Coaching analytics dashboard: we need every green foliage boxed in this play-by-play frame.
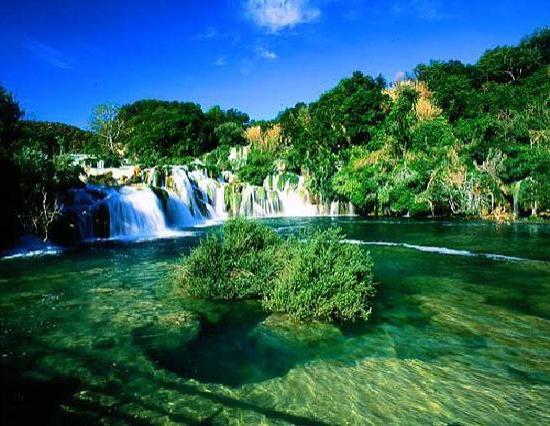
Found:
[89,104,126,157]
[214,122,246,147]
[175,219,284,300]
[332,28,550,218]
[414,60,479,122]
[477,45,542,84]
[411,117,455,152]
[0,87,23,247]
[12,148,83,240]
[19,121,94,155]
[174,219,376,322]
[0,86,23,154]
[521,27,550,62]
[0,85,86,244]
[266,228,375,321]
[119,100,210,164]
[237,148,276,186]
[224,108,250,127]
[310,71,388,149]
[276,72,389,200]
[107,101,251,165]
[202,145,231,177]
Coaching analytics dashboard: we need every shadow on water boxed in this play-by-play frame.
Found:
[1,332,329,425]
[1,364,81,425]
[135,302,334,388]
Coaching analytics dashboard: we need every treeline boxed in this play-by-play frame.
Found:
[261,28,549,219]
[88,101,249,164]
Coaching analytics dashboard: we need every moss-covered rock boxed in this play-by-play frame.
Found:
[86,172,118,187]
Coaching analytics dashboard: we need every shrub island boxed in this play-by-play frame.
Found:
[173,219,376,322]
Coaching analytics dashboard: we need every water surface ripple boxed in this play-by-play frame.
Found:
[1,218,549,424]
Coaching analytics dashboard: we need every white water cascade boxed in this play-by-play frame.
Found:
[271,175,319,217]
[188,169,227,219]
[65,164,354,241]
[106,186,168,238]
[237,173,324,218]
[239,185,282,217]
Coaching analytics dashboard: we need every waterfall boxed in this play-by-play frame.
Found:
[64,164,354,241]
[233,173,354,218]
[239,185,282,217]
[238,173,319,218]
[164,192,197,228]
[66,186,109,240]
[105,186,168,238]
[276,177,319,217]
[171,166,203,218]
[188,169,227,220]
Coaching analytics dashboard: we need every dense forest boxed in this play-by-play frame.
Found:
[0,28,548,247]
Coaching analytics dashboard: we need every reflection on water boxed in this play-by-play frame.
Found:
[1,218,550,424]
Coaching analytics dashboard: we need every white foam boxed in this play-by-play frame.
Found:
[343,240,536,263]
[1,247,62,260]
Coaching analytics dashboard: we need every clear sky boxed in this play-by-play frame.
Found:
[1,1,549,128]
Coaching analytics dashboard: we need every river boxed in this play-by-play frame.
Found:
[1,217,549,424]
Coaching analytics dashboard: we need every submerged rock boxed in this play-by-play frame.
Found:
[133,310,201,353]
[253,313,345,348]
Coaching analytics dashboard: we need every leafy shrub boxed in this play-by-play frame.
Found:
[237,149,276,186]
[214,122,246,147]
[175,218,285,300]
[173,219,376,322]
[266,228,375,321]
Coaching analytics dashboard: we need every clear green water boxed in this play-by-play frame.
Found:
[1,218,550,425]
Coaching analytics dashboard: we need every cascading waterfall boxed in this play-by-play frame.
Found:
[188,169,227,219]
[67,185,170,240]
[238,173,323,218]
[64,164,354,241]
[106,186,168,238]
[66,186,109,240]
[171,166,203,218]
[239,185,282,217]
[164,192,198,228]
[272,175,319,217]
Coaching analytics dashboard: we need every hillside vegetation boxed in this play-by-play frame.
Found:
[0,29,548,246]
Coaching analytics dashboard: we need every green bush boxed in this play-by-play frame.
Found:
[173,219,376,322]
[237,149,276,186]
[175,219,286,300]
[266,228,375,321]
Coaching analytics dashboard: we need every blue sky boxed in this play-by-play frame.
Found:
[1,0,548,128]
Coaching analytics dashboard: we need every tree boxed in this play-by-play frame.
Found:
[0,86,23,155]
[119,100,213,164]
[309,71,388,150]
[13,148,82,241]
[415,60,479,122]
[520,27,550,63]
[89,104,126,157]
[0,86,23,247]
[19,121,93,155]
[204,105,226,128]
[225,108,250,127]
[214,122,246,147]
[237,148,276,186]
[477,46,542,84]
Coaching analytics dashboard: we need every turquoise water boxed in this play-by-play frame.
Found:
[1,218,549,424]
